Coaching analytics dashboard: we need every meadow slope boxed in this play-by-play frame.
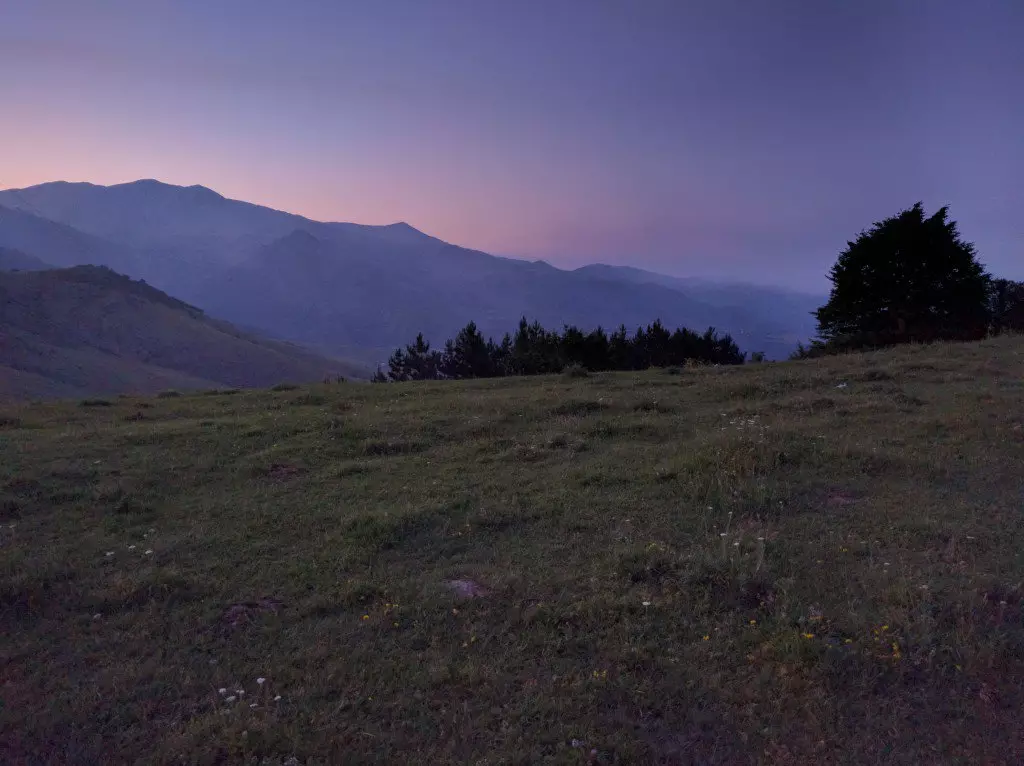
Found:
[1,336,1023,764]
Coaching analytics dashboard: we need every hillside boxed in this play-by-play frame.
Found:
[0,180,817,361]
[1,335,1022,763]
[0,266,363,400]
[0,246,51,272]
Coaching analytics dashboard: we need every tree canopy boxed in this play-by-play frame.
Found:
[380,317,745,381]
[814,203,990,347]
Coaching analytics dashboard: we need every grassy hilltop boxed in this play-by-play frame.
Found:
[1,336,1023,764]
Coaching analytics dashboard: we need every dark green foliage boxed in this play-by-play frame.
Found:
[383,317,745,381]
[563,363,590,379]
[387,332,443,381]
[988,279,1024,335]
[815,203,990,348]
[440,322,493,379]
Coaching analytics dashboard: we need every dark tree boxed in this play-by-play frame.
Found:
[608,324,634,370]
[582,327,611,371]
[815,203,990,347]
[988,278,1024,335]
[440,321,494,379]
[387,332,442,381]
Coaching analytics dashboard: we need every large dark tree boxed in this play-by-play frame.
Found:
[815,203,990,347]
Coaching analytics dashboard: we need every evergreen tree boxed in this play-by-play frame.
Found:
[441,321,493,379]
[387,333,442,380]
[988,279,1024,335]
[815,203,990,347]
[608,325,632,370]
[560,325,588,367]
[582,327,610,371]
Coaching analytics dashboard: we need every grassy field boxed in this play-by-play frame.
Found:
[2,336,1023,764]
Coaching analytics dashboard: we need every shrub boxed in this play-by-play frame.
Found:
[563,363,590,379]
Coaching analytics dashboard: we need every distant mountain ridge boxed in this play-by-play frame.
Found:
[0,246,51,272]
[0,265,362,401]
[0,179,821,362]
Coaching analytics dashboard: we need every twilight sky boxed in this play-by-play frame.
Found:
[2,0,1021,290]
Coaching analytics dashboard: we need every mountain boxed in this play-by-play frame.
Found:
[0,246,51,272]
[574,264,823,346]
[0,265,363,401]
[0,182,439,301]
[0,179,819,362]
[0,203,146,275]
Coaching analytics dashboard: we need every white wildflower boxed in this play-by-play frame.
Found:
[256,677,266,685]
[225,695,236,703]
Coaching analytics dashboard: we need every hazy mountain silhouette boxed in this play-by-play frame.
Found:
[0,246,51,272]
[574,264,822,344]
[0,265,362,400]
[0,180,819,363]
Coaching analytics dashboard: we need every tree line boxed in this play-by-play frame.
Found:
[377,318,744,381]
[379,202,1022,379]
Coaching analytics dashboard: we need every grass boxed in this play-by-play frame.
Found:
[1,335,1023,764]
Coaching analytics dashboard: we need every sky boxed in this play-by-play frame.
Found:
[2,0,1022,290]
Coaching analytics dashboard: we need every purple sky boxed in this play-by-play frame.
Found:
[2,0,1022,290]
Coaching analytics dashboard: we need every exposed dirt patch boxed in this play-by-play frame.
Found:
[222,597,283,629]
[444,579,491,599]
[266,463,304,481]
[826,489,862,508]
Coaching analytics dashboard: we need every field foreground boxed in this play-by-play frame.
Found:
[2,337,1023,764]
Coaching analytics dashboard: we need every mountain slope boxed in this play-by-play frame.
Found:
[0,180,819,361]
[0,181,440,301]
[0,246,51,271]
[0,265,363,400]
[575,264,823,344]
[196,229,775,363]
[0,179,436,253]
[0,204,145,275]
